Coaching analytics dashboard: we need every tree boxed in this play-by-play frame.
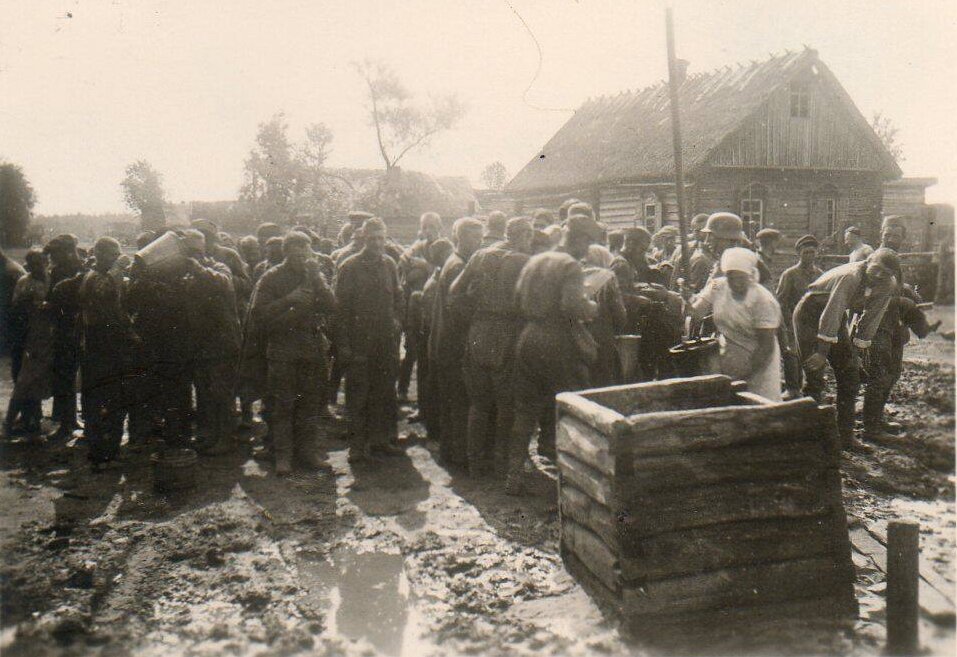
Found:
[239,113,344,228]
[353,59,465,171]
[871,111,905,164]
[121,160,167,231]
[480,161,509,191]
[0,162,37,247]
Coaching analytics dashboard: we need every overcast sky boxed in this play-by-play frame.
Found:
[2,0,955,215]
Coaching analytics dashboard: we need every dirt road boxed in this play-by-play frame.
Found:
[1,311,954,656]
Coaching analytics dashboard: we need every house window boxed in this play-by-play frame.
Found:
[740,198,764,233]
[644,202,657,219]
[824,198,837,235]
[790,82,810,118]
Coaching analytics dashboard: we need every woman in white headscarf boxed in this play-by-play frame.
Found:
[689,247,782,401]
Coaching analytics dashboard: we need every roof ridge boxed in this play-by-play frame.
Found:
[582,46,814,109]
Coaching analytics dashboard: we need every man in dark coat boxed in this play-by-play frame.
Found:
[507,250,598,495]
[415,239,454,442]
[181,229,242,455]
[0,248,26,361]
[251,231,337,474]
[449,216,534,477]
[428,217,484,466]
[126,251,194,449]
[335,217,404,463]
[44,234,86,439]
[77,238,135,470]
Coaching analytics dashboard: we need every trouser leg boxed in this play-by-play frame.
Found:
[267,360,296,470]
[293,361,323,465]
[439,363,467,465]
[465,364,494,472]
[83,378,125,464]
[538,401,557,459]
[163,364,193,448]
[345,357,371,456]
[368,351,398,448]
[397,330,416,397]
[492,367,515,477]
[828,338,860,442]
[863,332,901,433]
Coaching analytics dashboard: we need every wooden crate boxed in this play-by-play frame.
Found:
[555,374,858,627]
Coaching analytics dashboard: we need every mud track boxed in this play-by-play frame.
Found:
[1,315,954,656]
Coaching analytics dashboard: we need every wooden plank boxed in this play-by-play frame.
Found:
[578,375,733,416]
[620,517,841,581]
[849,526,956,623]
[623,399,826,456]
[561,518,621,593]
[556,451,616,507]
[623,477,831,536]
[629,440,828,491]
[556,416,615,476]
[555,393,627,437]
[561,546,623,612]
[622,558,852,616]
[560,483,621,551]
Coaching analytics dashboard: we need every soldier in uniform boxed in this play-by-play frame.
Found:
[250,231,337,474]
[77,238,135,470]
[862,215,922,441]
[181,230,242,455]
[335,218,404,463]
[45,234,86,439]
[416,238,454,442]
[481,211,507,248]
[845,226,874,263]
[507,249,598,495]
[775,234,824,398]
[449,216,534,477]
[793,248,899,451]
[429,217,485,466]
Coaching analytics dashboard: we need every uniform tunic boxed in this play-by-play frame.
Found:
[335,249,403,449]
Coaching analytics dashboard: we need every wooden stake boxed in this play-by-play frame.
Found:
[665,7,691,284]
[886,520,920,655]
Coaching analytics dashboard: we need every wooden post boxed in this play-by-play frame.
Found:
[665,7,691,284]
[886,521,920,656]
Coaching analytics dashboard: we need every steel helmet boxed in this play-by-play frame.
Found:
[701,212,748,242]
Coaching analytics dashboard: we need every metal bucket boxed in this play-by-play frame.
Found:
[615,334,642,382]
[151,447,198,493]
[135,231,186,274]
[668,337,720,377]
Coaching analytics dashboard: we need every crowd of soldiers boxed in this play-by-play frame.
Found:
[0,201,937,492]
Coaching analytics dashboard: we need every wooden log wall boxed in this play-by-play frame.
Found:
[556,376,858,624]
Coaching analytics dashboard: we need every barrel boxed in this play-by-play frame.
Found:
[151,448,198,493]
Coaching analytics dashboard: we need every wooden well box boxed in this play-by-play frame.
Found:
[555,375,857,626]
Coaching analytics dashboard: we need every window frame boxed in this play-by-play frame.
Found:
[789,82,810,118]
[740,198,764,234]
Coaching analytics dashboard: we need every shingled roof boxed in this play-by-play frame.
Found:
[507,48,900,193]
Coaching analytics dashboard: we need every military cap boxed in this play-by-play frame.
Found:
[558,198,584,221]
[623,226,652,242]
[654,225,680,238]
[755,228,782,242]
[566,202,595,221]
[881,215,907,232]
[794,234,820,250]
[701,212,748,242]
[191,218,219,235]
[43,233,79,253]
[566,213,603,242]
[348,211,375,227]
[868,247,901,274]
[690,213,710,230]
[844,225,862,236]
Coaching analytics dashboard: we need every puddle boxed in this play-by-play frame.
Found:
[298,547,431,656]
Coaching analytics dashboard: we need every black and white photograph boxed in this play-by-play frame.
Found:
[0,1,954,655]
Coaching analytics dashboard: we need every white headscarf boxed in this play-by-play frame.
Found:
[585,244,615,269]
[720,247,759,281]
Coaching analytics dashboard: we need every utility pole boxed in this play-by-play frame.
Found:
[665,7,691,283]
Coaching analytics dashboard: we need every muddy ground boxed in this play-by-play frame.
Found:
[1,309,954,657]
